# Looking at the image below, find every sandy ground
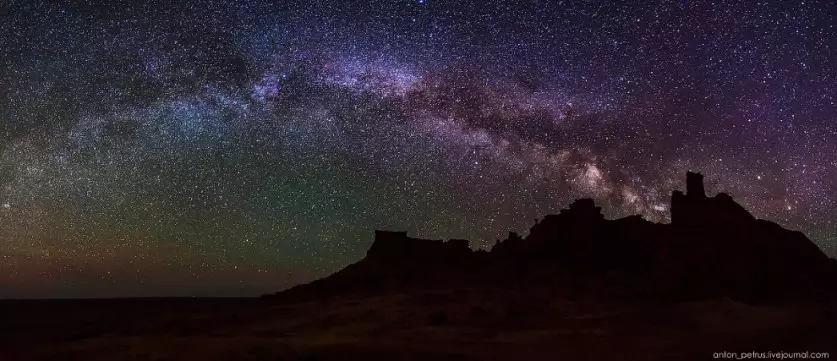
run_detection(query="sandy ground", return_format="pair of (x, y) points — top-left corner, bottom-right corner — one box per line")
(2, 290), (835, 361)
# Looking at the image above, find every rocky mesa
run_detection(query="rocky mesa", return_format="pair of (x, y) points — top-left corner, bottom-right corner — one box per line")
(269, 172), (837, 303)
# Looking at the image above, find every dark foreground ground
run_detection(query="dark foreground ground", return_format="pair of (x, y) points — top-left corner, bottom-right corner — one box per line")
(2, 290), (836, 361)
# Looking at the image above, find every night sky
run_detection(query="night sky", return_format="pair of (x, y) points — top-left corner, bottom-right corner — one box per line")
(1, 0), (836, 297)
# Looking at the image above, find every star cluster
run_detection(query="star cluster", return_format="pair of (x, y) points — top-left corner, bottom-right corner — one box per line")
(1, 0), (836, 297)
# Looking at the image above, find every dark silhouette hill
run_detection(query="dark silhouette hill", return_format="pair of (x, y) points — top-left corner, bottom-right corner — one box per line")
(270, 172), (837, 304)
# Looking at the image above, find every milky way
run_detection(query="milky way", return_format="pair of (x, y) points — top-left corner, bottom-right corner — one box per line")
(1, 0), (836, 297)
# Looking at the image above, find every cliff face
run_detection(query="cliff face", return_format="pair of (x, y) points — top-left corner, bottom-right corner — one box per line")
(272, 172), (837, 303)
(671, 171), (755, 227)
(366, 231), (472, 263)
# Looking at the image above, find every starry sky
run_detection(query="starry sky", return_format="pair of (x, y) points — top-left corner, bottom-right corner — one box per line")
(1, 0), (836, 297)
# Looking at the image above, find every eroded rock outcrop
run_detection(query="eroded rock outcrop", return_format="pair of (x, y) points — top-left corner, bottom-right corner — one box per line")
(671, 171), (755, 227)
(270, 172), (837, 303)
(366, 231), (472, 263)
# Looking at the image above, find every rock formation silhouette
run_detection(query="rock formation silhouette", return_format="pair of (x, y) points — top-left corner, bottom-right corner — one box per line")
(271, 172), (837, 303)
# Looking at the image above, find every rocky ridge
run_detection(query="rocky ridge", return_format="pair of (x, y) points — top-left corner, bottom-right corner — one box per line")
(271, 172), (837, 303)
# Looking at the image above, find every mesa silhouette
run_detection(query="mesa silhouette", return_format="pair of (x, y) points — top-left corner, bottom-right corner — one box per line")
(269, 172), (837, 303)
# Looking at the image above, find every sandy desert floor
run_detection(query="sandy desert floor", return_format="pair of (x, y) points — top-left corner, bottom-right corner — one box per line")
(2, 289), (836, 361)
